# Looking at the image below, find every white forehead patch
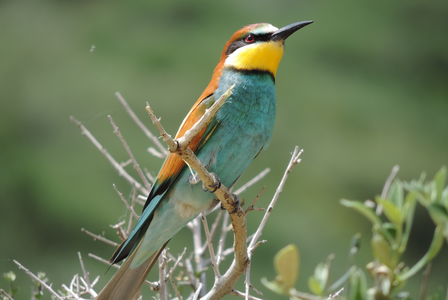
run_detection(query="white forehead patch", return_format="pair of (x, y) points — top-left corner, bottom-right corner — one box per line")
(251, 23), (278, 35)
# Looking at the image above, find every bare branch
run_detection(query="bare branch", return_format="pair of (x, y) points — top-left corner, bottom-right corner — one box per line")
(70, 116), (149, 195)
(0, 290), (14, 300)
(200, 210), (224, 254)
(244, 147), (303, 300)
(191, 217), (207, 296)
(168, 270), (183, 300)
(115, 92), (168, 157)
(158, 250), (168, 300)
(113, 184), (140, 220)
(202, 212), (221, 279)
(144, 168), (156, 183)
(231, 289), (264, 300)
(14, 260), (65, 300)
(77, 252), (93, 296)
(245, 187), (266, 215)
(234, 168), (270, 195)
(108, 115), (151, 191)
(88, 253), (119, 269)
(193, 283), (204, 300)
(216, 212), (229, 267)
(167, 247), (187, 278)
(248, 147), (303, 256)
(184, 257), (198, 292)
(81, 228), (119, 247)
(147, 147), (166, 159)
(62, 284), (82, 299)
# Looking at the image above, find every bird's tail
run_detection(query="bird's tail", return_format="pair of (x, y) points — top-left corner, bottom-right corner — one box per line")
(95, 240), (168, 300)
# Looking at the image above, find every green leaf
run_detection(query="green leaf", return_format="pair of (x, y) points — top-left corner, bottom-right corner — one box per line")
(388, 179), (404, 209)
(398, 224), (444, 281)
(441, 186), (448, 209)
(261, 277), (286, 295)
(341, 199), (382, 226)
(308, 276), (323, 295)
(377, 197), (401, 226)
(399, 194), (416, 253)
(427, 203), (448, 226)
(347, 269), (367, 300)
(307, 262), (329, 295)
(371, 234), (393, 268)
(261, 244), (300, 296)
(274, 244), (300, 290)
(433, 166), (447, 200)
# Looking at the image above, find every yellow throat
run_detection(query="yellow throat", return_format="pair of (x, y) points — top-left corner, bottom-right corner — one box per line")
(224, 41), (284, 77)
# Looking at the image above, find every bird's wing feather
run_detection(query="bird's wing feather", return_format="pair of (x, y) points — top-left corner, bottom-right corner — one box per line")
(110, 94), (216, 263)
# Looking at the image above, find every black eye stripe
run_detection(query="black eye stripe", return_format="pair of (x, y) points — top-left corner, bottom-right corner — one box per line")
(225, 33), (273, 56)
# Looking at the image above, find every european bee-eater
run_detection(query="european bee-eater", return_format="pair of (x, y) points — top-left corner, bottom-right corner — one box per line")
(96, 20), (313, 300)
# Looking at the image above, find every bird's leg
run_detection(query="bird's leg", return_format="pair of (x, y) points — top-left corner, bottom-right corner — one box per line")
(202, 172), (221, 193)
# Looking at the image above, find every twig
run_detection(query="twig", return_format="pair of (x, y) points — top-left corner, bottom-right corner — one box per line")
(327, 288), (344, 299)
(113, 184), (140, 220)
(62, 284), (82, 299)
(248, 147), (303, 255)
(202, 212), (221, 279)
(81, 228), (119, 247)
(110, 221), (127, 241)
(200, 210), (224, 254)
(78, 252), (93, 296)
(167, 248), (187, 278)
(0, 290), (14, 300)
(168, 270), (183, 300)
(245, 187), (266, 214)
(144, 167), (156, 183)
(70, 116), (149, 195)
(231, 289), (264, 300)
(115, 92), (168, 157)
(108, 115), (151, 191)
(126, 188), (138, 235)
(193, 283), (204, 300)
(184, 257), (198, 292)
(290, 289), (323, 300)
(158, 249), (168, 300)
(234, 168), (270, 195)
(245, 147), (303, 300)
(216, 213), (229, 266)
(88, 253), (119, 269)
(13, 260), (65, 300)
(191, 217), (207, 296)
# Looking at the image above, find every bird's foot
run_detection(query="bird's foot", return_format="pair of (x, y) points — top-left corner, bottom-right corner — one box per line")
(202, 172), (221, 193)
(229, 193), (240, 214)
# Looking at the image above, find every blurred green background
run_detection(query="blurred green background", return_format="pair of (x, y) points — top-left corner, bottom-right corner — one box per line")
(1, 0), (447, 299)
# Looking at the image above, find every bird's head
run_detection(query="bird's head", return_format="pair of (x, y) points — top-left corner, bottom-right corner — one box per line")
(221, 21), (313, 77)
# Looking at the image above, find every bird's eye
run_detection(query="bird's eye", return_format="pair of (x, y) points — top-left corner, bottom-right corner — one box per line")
(244, 34), (255, 43)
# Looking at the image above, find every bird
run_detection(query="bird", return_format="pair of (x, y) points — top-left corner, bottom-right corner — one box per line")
(95, 20), (313, 300)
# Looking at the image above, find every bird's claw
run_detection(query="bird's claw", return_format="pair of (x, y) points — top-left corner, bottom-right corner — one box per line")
(229, 193), (240, 214)
(202, 172), (221, 193)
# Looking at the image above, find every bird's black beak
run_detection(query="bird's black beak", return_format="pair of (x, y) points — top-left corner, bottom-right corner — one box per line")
(271, 21), (313, 42)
